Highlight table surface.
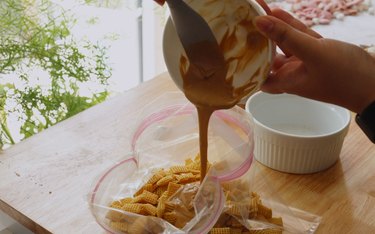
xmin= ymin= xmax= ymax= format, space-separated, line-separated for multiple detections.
xmin=0 ymin=72 xmax=374 ymax=234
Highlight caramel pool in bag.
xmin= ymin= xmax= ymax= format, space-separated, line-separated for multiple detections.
xmin=89 ymin=92 xmax=321 ymax=233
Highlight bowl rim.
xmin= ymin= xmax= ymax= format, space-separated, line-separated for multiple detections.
xmin=245 ymin=91 xmax=351 ymax=139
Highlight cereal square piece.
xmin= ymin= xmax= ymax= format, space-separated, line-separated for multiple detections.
xmin=156 ymin=175 xmax=175 ymax=186
xmin=186 ymin=161 xmax=201 ymax=170
xmin=121 ymin=203 xmax=142 ymax=214
xmin=110 ymin=200 xmax=122 ymax=208
xmin=159 ymin=191 xmax=169 ymax=202
xmin=268 ymin=217 xmax=283 ymax=226
xmin=154 ymin=185 xmax=168 ymax=197
xmin=166 ymin=182 xmax=182 ymax=197
xmin=128 ymin=217 xmax=149 ymax=234
xmin=164 ymin=201 xmax=175 ymax=212
xmin=120 ymin=197 xmax=133 ymax=205
xmin=194 ymin=153 xmax=201 ymax=162
xmin=225 ymin=201 xmax=239 ymax=216
xmin=134 ymin=183 xmax=156 ymax=197
xmin=189 ymin=169 xmax=200 ymax=175
xmin=185 ymin=158 xmax=194 ymax=166
xmin=251 ymin=192 xmax=261 ymax=203
xmin=245 ymin=229 xmax=282 ymax=234
xmin=258 ymin=204 xmax=272 ymax=219
xmin=157 ymin=199 xmax=166 ymax=218
xmin=133 ymin=190 xmax=159 ymax=205
xmin=141 ymin=204 xmax=157 ymax=216
xmin=209 ymin=227 xmax=231 ymax=234
xmin=110 ymin=221 xmax=128 ymax=232
xmin=175 ymin=173 xmax=195 ymax=184
xmin=169 ymin=165 xmax=190 ymax=174
xmin=163 ymin=211 xmax=177 ymax=225
xmin=249 ymin=197 xmax=258 ymax=218
xmin=147 ymin=170 xmax=165 ymax=184
xmin=106 ymin=209 xmax=126 ymax=222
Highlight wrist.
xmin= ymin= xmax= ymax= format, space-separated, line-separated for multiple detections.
xmin=356 ymin=100 xmax=375 ymax=143
xmin=356 ymin=54 xmax=375 ymax=113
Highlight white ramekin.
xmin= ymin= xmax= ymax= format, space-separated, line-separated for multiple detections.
xmin=245 ymin=92 xmax=351 ymax=174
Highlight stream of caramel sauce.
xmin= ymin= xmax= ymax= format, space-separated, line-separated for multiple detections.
xmin=179 ymin=1 xmax=268 ymax=181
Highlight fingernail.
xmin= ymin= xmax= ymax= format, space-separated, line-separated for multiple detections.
xmin=254 ymin=16 xmax=274 ymax=33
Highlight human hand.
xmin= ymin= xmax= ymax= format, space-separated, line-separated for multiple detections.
xmin=253 ymin=7 xmax=375 ymax=114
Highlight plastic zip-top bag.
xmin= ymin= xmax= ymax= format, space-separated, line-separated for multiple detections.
xmin=89 ymin=92 xmax=321 ymax=233
xmin=217 ymin=165 xmax=322 ymax=233
xmin=89 ymin=92 xmax=254 ymax=233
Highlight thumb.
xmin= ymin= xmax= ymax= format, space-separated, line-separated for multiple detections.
xmin=254 ymin=15 xmax=320 ymax=61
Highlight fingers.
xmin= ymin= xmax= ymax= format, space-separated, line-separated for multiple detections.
xmin=272 ymin=54 xmax=289 ymax=70
xmin=255 ymin=0 xmax=272 ymax=15
xmin=270 ymin=8 xmax=321 ymax=56
xmin=271 ymin=8 xmax=322 ymax=39
xmin=254 ymin=15 xmax=320 ymax=62
xmin=261 ymin=61 xmax=307 ymax=94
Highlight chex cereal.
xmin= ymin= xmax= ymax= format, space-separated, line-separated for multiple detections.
xmin=106 ymin=155 xmax=283 ymax=233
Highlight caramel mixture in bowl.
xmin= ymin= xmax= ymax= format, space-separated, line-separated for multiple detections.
xmin=163 ymin=0 xmax=273 ymax=180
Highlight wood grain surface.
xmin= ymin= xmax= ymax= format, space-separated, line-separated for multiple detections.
xmin=0 ymin=73 xmax=374 ymax=233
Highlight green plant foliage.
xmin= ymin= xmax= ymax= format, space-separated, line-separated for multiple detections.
xmin=0 ymin=0 xmax=112 ymax=148
xmin=84 ymin=0 xmax=127 ymax=9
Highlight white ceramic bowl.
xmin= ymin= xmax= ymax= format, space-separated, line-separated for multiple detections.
xmin=245 ymin=92 xmax=351 ymax=174
xmin=163 ymin=0 xmax=275 ymax=102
